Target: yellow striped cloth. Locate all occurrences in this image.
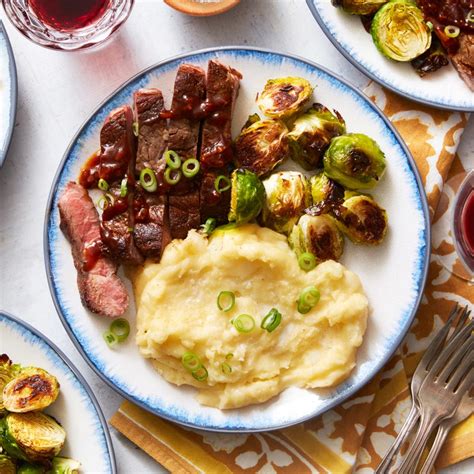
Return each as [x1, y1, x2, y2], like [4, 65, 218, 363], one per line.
[110, 83, 473, 473]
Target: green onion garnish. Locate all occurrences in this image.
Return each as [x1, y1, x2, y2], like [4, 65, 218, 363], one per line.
[221, 362, 232, 375]
[232, 314, 255, 333]
[98, 178, 109, 191]
[164, 150, 181, 170]
[298, 252, 316, 272]
[192, 365, 208, 382]
[182, 158, 200, 178]
[426, 21, 433, 31]
[132, 122, 139, 137]
[201, 217, 217, 235]
[103, 331, 118, 348]
[120, 178, 128, 197]
[468, 10, 474, 23]
[297, 286, 320, 314]
[182, 352, 201, 372]
[217, 291, 235, 312]
[110, 318, 130, 342]
[261, 308, 282, 333]
[164, 167, 181, 185]
[214, 175, 231, 193]
[444, 25, 460, 38]
[226, 353, 234, 360]
[97, 193, 115, 210]
[140, 167, 158, 192]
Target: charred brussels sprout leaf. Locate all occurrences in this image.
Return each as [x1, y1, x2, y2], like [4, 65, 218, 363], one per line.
[257, 77, 313, 119]
[307, 172, 345, 216]
[323, 133, 386, 190]
[371, 0, 431, 62]
[288, 104, 346, 170]
[0, 454, 16, 474]
[0, 354, 21, 414]
[411, 37, 449, 77]
[262, 172, 311, 234]
[234, 119, 289, 177]
[228, 169, 266, 224]
[3, 367, 60, 413]
[242, 113, 261, 130]
[289, 214, 344, 263]
[51, 457, 81, 474]
[334, 193, 388, 244]
[332, 0, 387, 15]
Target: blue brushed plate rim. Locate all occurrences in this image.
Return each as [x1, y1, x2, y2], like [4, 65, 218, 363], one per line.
[0, 311, 117, 472]
[44, 46, 430, 432]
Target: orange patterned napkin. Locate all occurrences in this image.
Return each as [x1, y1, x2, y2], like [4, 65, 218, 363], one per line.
[110, 83, 473, 473]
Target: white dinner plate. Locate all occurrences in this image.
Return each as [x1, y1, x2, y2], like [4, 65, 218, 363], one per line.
[45, 47, 430, 432]
[0, 311, 116, 472]
[306, 0, 474, 112]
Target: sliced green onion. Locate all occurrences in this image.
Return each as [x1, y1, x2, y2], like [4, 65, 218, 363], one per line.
[444, 25, 460, 38]
[164, 167, 181, 185]
[98, 178, 109, 191]
[226, 353, 234, 360]
[468, 10, 474, 23]
[127, 227, 134, 233]
[192, 365, 208, 382]
[232, 314, 255, 333]
[182, 352, 201, 372]
[221, 362, 232, 375]
[297, 286, 320, 314]
[110, 318, 130, 342]
[426, 21, 433, 31]
[261, 308, 282, 333]
[201, 217, 217, 235]
[133, 122, 139, 137]
[214, 175, 231, 193]
[103, 331, 118, 348]
[164, 150, 181, 170]
[182, 158, 200, 178]
[140, 167, 158, 192]
[217, 291, 235, 312]
[120, 178, 128, 197]
[298, 252, 316, 272]
[97, 193, 115, 210]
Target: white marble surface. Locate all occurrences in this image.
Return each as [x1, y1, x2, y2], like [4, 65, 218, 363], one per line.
[0, 1, 472, 472]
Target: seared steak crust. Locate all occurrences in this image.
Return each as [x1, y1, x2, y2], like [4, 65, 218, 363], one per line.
[451, 34, 474, 91]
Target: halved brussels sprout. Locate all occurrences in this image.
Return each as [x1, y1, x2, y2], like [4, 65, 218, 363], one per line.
[323, 133, 386, 190]
[3, 368, 60, 413]
[0, 412, 66, 464]
[0, 355, 21, 414]
[51, 457, 81, 474]
[371, 0, 431, 62]
[334, 193, 388, 245]
[331, 0, 387, 15]
[234, 119, 289, 177]
[307, 172, 345, 216]
[257, 77, 313, 119]
[288, 103, 346, 170]
[289, 214, 344, 263]
[228, 169, 266, 224]
[17, 463, 45, 474]
[262, 172, 311, 234]
[0, 454, 16, 474]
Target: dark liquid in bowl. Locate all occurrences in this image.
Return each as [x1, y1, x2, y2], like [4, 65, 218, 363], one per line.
[461, 190, 474, 258]
[29, 0, 110, 31]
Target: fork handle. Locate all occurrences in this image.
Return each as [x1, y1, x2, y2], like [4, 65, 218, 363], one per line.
[419, 421, 451, 474]
[375, 403, 420, 474]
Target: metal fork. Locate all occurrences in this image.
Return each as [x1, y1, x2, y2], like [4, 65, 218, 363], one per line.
[397, 316, 473, 474]
[375, 304, 468, 474]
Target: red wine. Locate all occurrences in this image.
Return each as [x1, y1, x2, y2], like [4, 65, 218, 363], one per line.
[29, 0, 110, 31]
[460, 190, 474, 257]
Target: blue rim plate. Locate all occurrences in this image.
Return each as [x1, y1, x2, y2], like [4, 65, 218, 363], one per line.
[0, 311, 116, 472]
[306, 0, 474, 112]
[44, 47, 430, 432]
[0, 20, 17, 167]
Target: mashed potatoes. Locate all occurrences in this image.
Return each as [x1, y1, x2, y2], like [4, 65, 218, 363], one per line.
[135, 224, 368, 409]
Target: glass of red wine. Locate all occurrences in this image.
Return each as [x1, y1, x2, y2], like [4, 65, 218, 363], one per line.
[2, 0, 134, 51]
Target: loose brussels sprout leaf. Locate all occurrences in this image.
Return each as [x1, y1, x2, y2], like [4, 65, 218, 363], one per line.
[334, 193, 388, 245]
[242, 113, 261, 131]
[257, 77, 313, 119]
[234, 119, 289, 177]
[288, 104, 346, 170]
[307, 172, 345, 216]
[0, 354, 21, 414]
[332, 0, 387, 15]
[371, 0, 431, 62]
[3, 367, 60, 413]
[51, 457, 81, 474]
[289, 214, 344, 263]
[0, 454, 16, 474]
[262, 171, 311, 234]
[323, 133, 386, 190]
[228, 169, 266, 224]
[17, 463, 45, 474]
[1, 413, 66, 464]
[411, 36, 449, 77]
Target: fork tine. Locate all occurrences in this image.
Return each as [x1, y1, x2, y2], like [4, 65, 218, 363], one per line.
[450, 306, 470, 339]
[438, 337, 473, 385]
[446, 347, 473, 390]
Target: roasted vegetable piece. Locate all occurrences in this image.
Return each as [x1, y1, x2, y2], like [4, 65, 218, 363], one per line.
[334, 193, 388, 245]
[257, 77, 313, 119]
[0, 355, 21, 414]
[307, 172, 345, 216]
[323, 133, 386, 190]
[411, 36, 449, 77]
[331, 0, 387, 15]
[289, 214, 344, 263]
[0, 413, 66, 464]
[262, 172, 311, 234]
[50, 457, 81, 474]
[371, 0, 431, 62]
[0, 454, 16, 474]
[3, 368, 60, 413]
[228, 169, 266, 224]
[242, 113, 261, 130]
[17, 463, 45, 474]
[288, 104, 346, 170]
[234, 119, 289, 177]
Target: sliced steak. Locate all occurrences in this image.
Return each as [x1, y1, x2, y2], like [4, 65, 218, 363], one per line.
[451, 34, 474, 91]
[200, 169, 231, 224]
[58, 181, 129, 318]
[167, 192, 200, 240]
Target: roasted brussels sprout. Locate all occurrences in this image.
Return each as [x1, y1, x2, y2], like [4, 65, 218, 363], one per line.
[3, 368, 60, 413]
[17, 463, 45, 474]
[371, 0, 431, 62]
[262, 172, 311, 234]
[0, 454, 16, 474]
[51, 457, 81, 474]
[289, 214, 344, 263]
[334, 193, 388, 245]
[0, 412, 66, 464]
[0, 355, 21, 414]
[257, 77, 313, 119]
[288, 104, 346, 170]
[331, 0, 387, 15]
[323, 133, 386, 190]
[234, 119, 289, 177]
[307, 172, 345, 216]
[411, 36, 449, 77]
[228, 169, 266, 224]
[242, 113, 261, 130]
